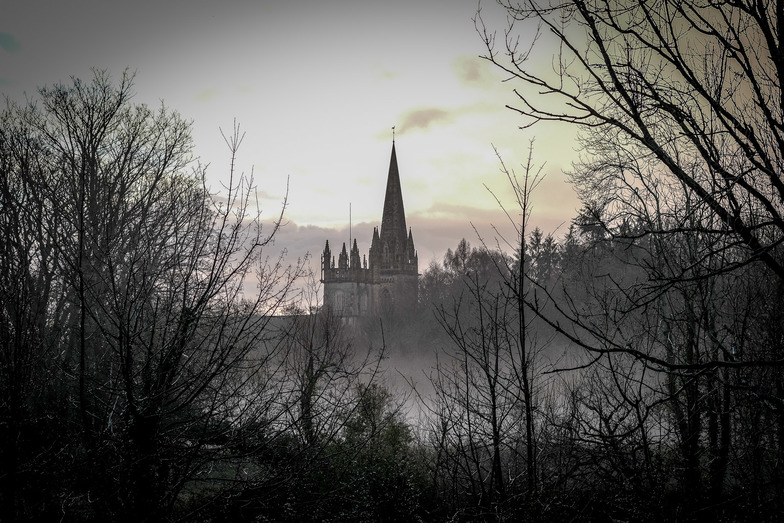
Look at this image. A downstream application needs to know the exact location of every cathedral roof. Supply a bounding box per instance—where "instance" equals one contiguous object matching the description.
[380,141,408,252]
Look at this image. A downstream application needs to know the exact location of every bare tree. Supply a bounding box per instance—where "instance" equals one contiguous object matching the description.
[279,274,381,450]
[0,70,299,521]
[421,146,550,521]
[0,89,68,521]
[478,0,784,278]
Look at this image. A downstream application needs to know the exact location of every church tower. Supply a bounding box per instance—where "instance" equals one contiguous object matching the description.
[321,140,419,317]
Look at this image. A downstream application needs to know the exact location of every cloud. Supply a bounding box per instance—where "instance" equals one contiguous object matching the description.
[375,67,398,80]
[452,54,499,89]
[261,215,474,277]
[253,208,571,290]
[394,101,504,138]
[0,33,20,53]
[452,55,481,83]
[195,88,219,102]
[397,107,454,135]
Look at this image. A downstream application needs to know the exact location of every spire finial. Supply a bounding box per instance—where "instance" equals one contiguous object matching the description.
[392,125,395,143]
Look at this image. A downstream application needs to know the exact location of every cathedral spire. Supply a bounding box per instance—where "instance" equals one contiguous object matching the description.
[380,140,407,256]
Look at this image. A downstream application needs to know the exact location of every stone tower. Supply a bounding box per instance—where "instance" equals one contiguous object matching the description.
[321,141,418,317]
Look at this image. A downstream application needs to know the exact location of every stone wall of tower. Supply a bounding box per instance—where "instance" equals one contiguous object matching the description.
[323,280,373,317]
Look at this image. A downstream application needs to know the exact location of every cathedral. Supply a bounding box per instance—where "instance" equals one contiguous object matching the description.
[321,140,418,317]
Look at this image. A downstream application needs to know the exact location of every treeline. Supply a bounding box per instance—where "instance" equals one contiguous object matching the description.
[449,0,784,518]
[412,218,784,521]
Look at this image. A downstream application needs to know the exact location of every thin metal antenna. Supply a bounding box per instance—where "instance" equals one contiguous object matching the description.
[349,202,352,264]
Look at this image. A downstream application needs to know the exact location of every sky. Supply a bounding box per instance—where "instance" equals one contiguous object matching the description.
[1,0,581,271]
